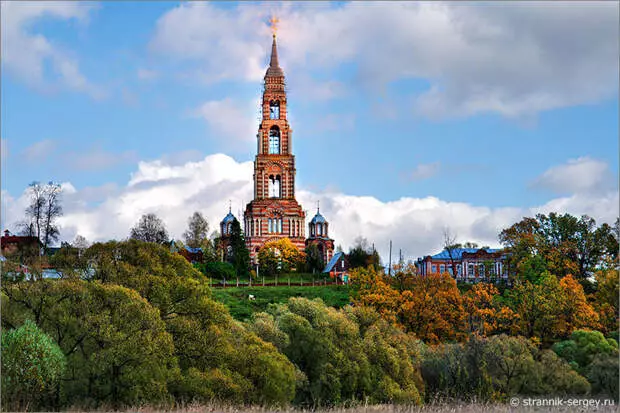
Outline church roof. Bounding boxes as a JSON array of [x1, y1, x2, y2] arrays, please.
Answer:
[[310, 211, 327, 224], [221, 211, 237, 225], [265, 35, 284, 78]]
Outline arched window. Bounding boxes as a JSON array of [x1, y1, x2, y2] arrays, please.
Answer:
[[269, 126, 280, 154], [317, 223, 322, 236], [268, 219, 273, 233], [269, 100, 280, 120], [268, 174, 281, 198]]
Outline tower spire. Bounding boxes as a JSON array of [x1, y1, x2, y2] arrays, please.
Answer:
[[229, 200, 232, 214], [317, 200, 320, 213], [266, 16, 283, 78]]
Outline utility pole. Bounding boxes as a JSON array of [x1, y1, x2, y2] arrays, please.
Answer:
[[388, 240, 392, 276]]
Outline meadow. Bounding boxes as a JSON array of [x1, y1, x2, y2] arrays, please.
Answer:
[[211, 284, 351, 320]]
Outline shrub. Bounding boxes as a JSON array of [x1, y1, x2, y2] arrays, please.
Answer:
[[1, 320, 66, 410]]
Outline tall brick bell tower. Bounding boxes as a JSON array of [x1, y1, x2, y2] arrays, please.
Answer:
[[243, 25, 306, 263]]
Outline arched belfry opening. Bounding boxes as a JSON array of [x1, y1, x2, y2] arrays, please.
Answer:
[[269, 126, 280, 154], [269, 100, 280, 120], [268, 174, 281, 198]]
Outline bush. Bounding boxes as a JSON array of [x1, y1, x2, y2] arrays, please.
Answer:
[[420, 334, 590, 402], [248, 298, 423, 407], [1, 320, 66, 410], [205, 261, 236, 280]]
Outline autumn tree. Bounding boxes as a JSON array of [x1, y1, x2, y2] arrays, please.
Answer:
[[500, 213, 619, 284], [130, 213, 169, 244], [508, 273, 600, 344], [462, 283, 519, 336], [351, 266, 465, 343], [592, 268, 620, 333], [258, 238, 304, 276]]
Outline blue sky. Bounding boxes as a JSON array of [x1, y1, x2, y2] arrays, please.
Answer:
[[2, 1, 618, 260]]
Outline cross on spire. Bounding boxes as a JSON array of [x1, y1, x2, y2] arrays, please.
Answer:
[[269, 15, 279, 37], [228, 200, 232, 213], [317, 200, 320, 213]]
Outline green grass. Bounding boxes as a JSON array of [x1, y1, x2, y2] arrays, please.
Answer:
[[211, 285, 352, 321]]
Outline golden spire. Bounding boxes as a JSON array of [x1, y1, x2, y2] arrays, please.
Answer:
[[269, 15, 279, 37]]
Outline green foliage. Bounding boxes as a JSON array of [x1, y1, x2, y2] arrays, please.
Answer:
[[552, 330, 619, 370], [304, 243, 324, 274], [420, 334, 590, 402], [249, 298, 423, 407], [2, 280, 175, 408], [1, 319, 66, 411], [553, 330, 619, 399], [500, 213, 618, 282], [348, 237, 382, 270], [204, 261, 237, 280], [229, 218, 251, 277]]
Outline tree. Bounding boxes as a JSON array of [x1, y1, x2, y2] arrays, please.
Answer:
[[348, 237, 382, 270], [443, 228, 462, 277], [2, 280, 176, 408], [500, 213, 619, 283], [183, 212, 209, 249], [258, 238, 304, 276], [1, 320, 66, 411], [130, 213, 169, 244], [21, 181, 63, 250], [508, 273, 600, 343], [229, 218, 250, 277], [249, 298, 423, 407], [304, 243, 324, 274]]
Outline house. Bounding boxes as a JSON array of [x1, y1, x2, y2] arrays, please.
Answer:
[[323, 251, 350, 283], [1, 229, 42, 258], [170, 240, 204, 264], [415, 247, 508, 282]]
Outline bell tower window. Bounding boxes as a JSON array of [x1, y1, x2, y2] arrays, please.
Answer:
[[268, 174, 281, 198], [269, 100, 280, 120], [268, 126, 280, 154]]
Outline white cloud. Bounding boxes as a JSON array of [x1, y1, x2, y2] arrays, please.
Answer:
[[531, 156, 616, 195], [21, 139, 57, 162], [408, 162, 441, 181], [0, 1, 105, 99], [150, 2, 618, 118], [3, 153, 618, 262]]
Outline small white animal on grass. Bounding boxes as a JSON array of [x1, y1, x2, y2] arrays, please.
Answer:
[[248, 294, 256, 301]]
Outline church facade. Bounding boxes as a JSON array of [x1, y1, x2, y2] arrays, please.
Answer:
[[220, 30, 334, 266]]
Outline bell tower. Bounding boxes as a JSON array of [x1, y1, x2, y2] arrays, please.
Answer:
[[244, 20, 306, 262]]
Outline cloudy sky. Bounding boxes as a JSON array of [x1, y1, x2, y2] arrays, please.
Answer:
[[1, 1, 618, 263]]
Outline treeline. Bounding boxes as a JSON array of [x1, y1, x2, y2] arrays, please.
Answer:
[[2, 240, 425, 410], [2, 211, 618, 410]]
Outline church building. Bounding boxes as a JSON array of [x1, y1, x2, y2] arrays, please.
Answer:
[[220, 23, 335, 265]]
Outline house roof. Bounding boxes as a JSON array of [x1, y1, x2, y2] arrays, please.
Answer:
[[184, 246, 203, 254], [323, 251, 344, 273], [430, 248, 501, 260]]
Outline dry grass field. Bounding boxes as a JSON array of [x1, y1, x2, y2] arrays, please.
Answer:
[[64, 401, 618, 413]]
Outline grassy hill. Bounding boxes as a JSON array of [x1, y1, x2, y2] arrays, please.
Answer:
[[211, 285, 352, 321]]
